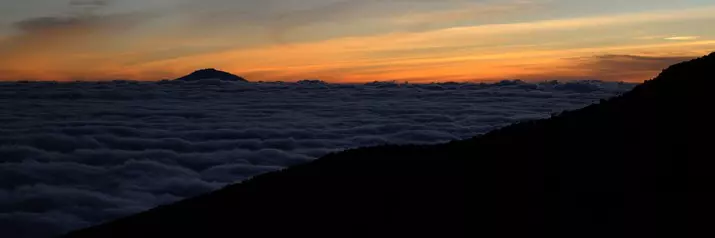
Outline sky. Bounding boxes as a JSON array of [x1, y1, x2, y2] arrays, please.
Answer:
[[0, 0, 713, 82]]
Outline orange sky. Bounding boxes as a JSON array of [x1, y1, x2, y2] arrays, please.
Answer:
[[0, 0, 714, 82]]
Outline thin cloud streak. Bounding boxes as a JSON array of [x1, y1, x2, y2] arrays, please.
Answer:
[[664, 36, 699, 41]]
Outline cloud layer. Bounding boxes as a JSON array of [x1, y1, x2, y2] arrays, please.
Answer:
[[0, 80, 633, 237]]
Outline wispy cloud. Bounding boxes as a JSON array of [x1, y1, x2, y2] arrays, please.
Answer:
[[664, 36, 699, 41], [0, 1, 714, 82], [386, 0, 543, 28], [179, 0, 538, 43], [0, 0, 156, 80], [69, 0, 112, 9], [570, 54, 696, 81]]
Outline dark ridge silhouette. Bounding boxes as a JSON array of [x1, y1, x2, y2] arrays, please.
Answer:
[[297, 79, 328, 84], [65, 52, 715, 238], [175, 68, 248, 82]]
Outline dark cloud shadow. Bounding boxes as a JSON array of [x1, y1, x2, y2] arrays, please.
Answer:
[[0, 0, 153, 58]]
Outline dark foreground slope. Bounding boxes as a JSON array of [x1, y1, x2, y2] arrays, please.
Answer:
[[66, 53, 715, 238]]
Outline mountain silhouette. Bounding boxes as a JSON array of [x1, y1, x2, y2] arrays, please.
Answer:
[[65, 52, 715, 238], [175, 68, 248, 82]]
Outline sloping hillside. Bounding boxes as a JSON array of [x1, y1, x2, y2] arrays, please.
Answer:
[[65, 53, 715, 238]]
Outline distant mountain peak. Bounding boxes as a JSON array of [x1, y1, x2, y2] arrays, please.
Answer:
[[175, 68, 248, 82]]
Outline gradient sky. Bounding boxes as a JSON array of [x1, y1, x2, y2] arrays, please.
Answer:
[[1, 0, 714, 82]]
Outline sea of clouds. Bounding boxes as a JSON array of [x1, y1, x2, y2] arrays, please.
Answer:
[[0, 79, 634, 237]]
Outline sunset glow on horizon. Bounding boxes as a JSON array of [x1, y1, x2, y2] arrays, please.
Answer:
[[1, 0, 714, 82]]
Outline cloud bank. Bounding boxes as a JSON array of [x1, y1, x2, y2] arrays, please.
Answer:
[[0, 80, 634, 237]]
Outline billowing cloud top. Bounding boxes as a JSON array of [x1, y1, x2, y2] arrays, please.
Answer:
[[0, 80, 634, 237], [0, 0, 713, 82]]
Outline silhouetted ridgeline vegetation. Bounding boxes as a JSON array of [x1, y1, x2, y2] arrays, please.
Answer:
[[64, 52, 715, 238]]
